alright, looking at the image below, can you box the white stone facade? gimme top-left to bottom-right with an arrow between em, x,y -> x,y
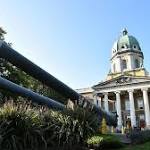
77,29 -> 150,129
93,85 -> 150,129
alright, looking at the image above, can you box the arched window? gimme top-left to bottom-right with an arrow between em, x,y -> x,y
121,44 -> 127,49
122,59 -> 127,70
133,45 -> 137,49
135,59 -> 140,68
133,45 -> 138,50
121,45 -> 125,49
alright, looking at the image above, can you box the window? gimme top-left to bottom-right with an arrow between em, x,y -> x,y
139,114 -> 145,120
121,46 -> 125,49
122,59 -> 127,70
135,59 -> 140,68
121,44 -> 127,49
127,115 -> 131,119
133,45 -> 137,49
113,63 -> 116,72
138,99 -> 144,109
125,100 -> 130,111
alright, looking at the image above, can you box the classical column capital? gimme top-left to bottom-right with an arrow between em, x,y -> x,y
93,94 -> 97,98
141,87 -> 148,91
115,91 -> 121,94
127,89 -> 134,93
103,92 -> 108,96
98,96 -> 102,100
93,91 -> 98,96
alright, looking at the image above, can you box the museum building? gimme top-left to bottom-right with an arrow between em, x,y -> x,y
77,29 -> 150,129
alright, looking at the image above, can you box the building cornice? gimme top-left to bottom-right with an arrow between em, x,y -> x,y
95,80 -> 150,93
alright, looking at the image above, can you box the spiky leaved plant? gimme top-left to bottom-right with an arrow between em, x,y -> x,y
0,100 -> 47,150
42,105 -> 99,148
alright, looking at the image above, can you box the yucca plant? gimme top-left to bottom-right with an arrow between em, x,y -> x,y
0,100 -> 47,150
64,106 -> 99,138
43,110 -> 81,148
0,100 -> 100,149
42,106 -> 99,148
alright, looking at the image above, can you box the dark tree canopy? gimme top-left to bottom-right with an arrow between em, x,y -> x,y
0,27 -> 6,40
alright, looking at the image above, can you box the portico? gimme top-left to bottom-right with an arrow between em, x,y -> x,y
93,79 -> 150,129
77,29 -> 150,130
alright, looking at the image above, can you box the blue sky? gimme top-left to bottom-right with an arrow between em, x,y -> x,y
1,0 -> 150,89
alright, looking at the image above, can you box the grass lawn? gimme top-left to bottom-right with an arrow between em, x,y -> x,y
118,141 -> 150,150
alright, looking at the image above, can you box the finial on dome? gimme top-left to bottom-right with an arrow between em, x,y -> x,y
122,28 -> 128,36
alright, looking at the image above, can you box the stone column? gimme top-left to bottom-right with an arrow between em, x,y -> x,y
128,89 -> 136,127
104,92 -> 109,112
93,94 -> 98,106
116,56 -> 121,72
142,88 -> 150,128
115,91 -> 122,129
128,54 -> 133,70
98,96 -> 102,108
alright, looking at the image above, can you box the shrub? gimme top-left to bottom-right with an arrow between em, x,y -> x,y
0,100 -> 100,149
87,135 -> 103,145
43,106 -> 99,148
78,98 -> 117,127
129,129 -> 150,144
100,135 -> 123,149
101,118 -> 107,134
94,106 -> 117,127
87,134 -> 123,150
64,106 -> 100,138
0,101 -> 47,150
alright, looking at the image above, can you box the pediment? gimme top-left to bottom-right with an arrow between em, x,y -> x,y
93,75 -> 150,90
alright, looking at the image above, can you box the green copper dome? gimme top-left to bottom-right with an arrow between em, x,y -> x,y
118,29 -> 141,50
112,29 -> 141,56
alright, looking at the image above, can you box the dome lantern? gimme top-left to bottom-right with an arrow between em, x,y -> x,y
122,28 -> 128,36
110,29 -> 144,74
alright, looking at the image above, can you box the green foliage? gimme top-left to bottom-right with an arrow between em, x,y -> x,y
100,135 -> 123,149
101,118 -> 107,134
101,111 -> 117,127
87,134 -> 123,150
0,101 -> 47,150
43,105 -> 99,148
0,56 -> 67,103
129,129 -> 150,144
118,141 -> 150,150
78,98 -> 117,127
0,100 -> 99,149
0,27 -> 67,103
64,106 -> 100,137
0,58 -> 68,103
0,27 -> 6,40
87,135 -> 103,145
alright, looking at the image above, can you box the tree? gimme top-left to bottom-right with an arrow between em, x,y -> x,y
0,27 -> 67,103
0,27 -> 6,40
101,118 -> 107,134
